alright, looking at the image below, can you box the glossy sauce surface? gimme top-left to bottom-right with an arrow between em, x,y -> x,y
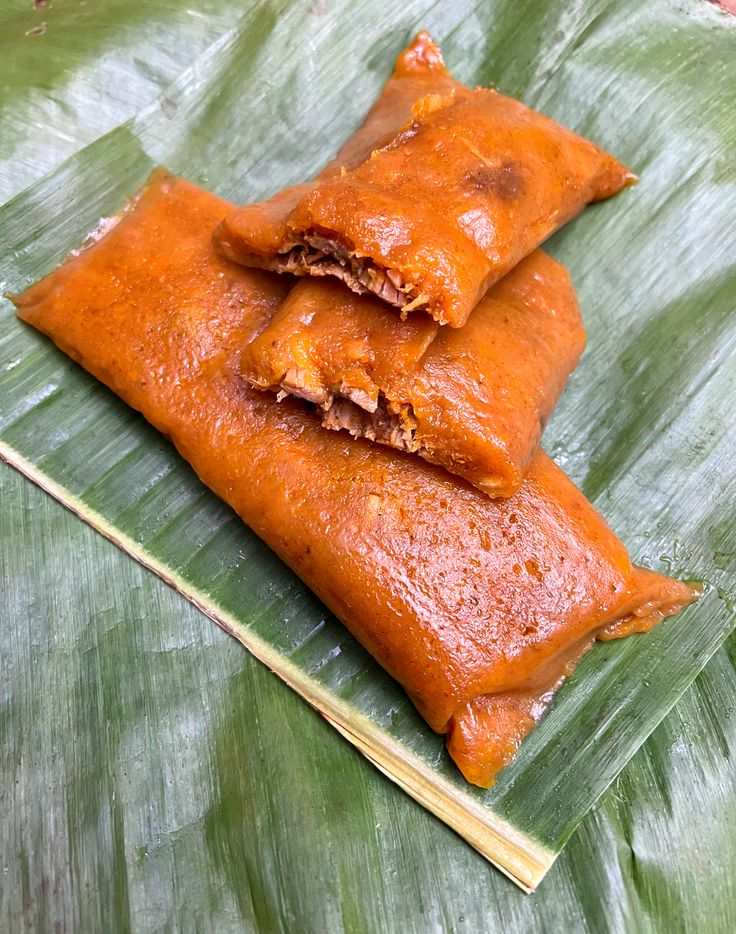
15,175 -> 697,786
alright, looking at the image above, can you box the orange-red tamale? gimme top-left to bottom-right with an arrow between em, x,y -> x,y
215,35 -> 634,327
240,250 -> 584,496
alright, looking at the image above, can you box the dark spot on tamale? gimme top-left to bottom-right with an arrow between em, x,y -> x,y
466,163 -> 524,200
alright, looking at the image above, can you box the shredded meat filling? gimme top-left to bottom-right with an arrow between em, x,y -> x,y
247,369 -> 421,454
269,233 -> 430,315
321,394 -> 423,455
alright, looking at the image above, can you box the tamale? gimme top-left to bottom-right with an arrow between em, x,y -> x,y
14,173 -> 698,788
215,41 -> 634,327
241,250 -> 585,496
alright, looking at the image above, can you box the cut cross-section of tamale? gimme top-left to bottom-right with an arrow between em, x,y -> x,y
240,250 -> 585,497
13,173 -> 697,788
215,36 -> 634,327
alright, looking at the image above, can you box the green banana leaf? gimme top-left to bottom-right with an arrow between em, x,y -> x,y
1,0 -> 735,923
0,0 -> 247,201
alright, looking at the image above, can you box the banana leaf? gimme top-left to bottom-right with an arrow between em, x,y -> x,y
1,0 -> 735,914
0,0 -> 248,201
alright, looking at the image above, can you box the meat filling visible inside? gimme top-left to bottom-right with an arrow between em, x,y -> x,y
322,394 -> 422,454
251,367 -> 422,455
273,233 -> 430,315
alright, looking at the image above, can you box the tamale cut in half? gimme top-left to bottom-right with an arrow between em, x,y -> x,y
13,173 -> 698,788
241,252 -> 584,497
215,35 -> 635,327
